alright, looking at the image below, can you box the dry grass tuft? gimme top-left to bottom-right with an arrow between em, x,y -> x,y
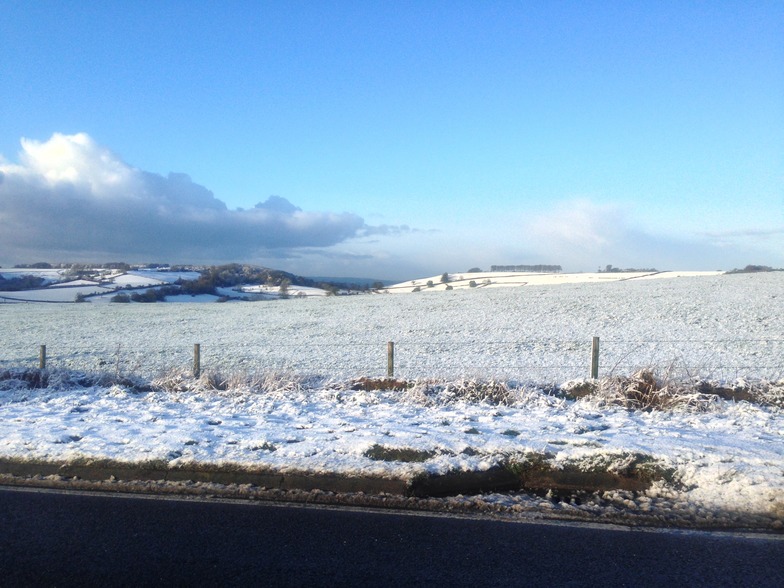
559,371 -> 784,411
415,379 -> 516,405
149,369 -> 192,392
150,368 -> 308,395
4,364 -> 782,412
0,368 -> 151,392
0,368 -> 50,390
349,377 -> 525,406
591,370 -> 714,411
447,379 -> 515,405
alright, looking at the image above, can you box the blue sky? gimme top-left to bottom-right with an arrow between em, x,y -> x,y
1,1 -> 782,280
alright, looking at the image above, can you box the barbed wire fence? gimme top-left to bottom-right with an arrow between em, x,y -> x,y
4,338 -> 782,383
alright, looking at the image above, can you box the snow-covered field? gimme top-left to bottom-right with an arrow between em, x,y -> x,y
1,272 -> 780,381
0,268 -> 204,303
1,272 -> 782,528
386,269 -> 725,292
0,272 -> 331,303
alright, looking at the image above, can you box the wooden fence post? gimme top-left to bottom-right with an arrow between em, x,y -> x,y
387,341 -> 394,378
590,336 -> 600,379
39,345 -> 46,370
193,343 -> 201,378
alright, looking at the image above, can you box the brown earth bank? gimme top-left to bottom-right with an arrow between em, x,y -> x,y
0,450 -> 673,497
1,457 -> 781,534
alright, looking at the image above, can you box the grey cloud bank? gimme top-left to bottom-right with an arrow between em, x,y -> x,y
0,133 -> 369,264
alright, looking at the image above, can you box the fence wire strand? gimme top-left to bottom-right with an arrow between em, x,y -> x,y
3,338 -> 781,383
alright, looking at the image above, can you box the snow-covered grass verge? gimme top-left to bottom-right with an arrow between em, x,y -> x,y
1,368 -> 782,530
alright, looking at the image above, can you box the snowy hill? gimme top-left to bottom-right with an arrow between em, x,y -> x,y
0,266 -> 332,303
385,270 -> 724,293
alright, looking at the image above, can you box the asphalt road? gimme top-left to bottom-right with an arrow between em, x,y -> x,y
1,486 -> 782,587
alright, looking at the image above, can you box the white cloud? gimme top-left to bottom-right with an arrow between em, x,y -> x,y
519,198 -> 784,272
0,133 -> 372,263
527,199 -> 621,250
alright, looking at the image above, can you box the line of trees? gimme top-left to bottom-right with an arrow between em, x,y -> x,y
727,265 -> 782,274
188,264 -> 370,293
599,265 -> 658,273
490,265 -> 562,273
0,274 -> 46,291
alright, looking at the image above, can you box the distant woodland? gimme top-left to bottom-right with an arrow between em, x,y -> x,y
490,265 -> 562,273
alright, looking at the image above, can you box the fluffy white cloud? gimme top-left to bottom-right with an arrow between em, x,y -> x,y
0,133 -> 368,263
526,199 -> 621,251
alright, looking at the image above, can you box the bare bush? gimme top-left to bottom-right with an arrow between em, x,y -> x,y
589,370 -> 718,411
559,371 -> 784,411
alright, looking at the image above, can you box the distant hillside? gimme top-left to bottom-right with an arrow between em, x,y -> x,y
0,262 -> 380,303
307,276 -> 394,287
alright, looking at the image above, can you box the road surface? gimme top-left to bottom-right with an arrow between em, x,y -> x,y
1,486 -> 782,586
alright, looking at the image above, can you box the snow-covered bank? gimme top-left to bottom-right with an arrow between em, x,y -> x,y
0,372 -> 782,529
